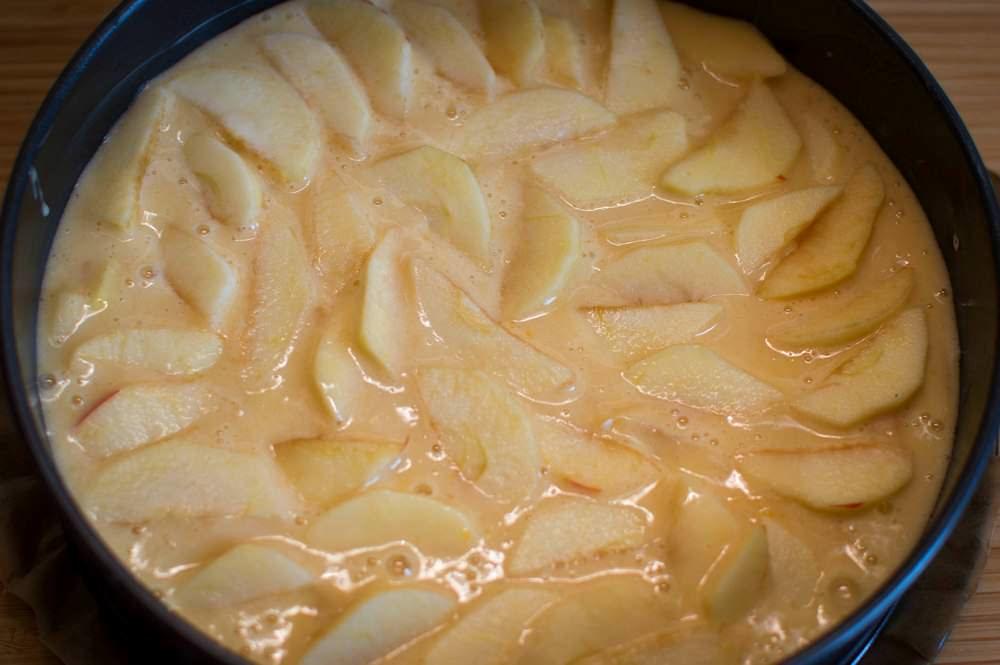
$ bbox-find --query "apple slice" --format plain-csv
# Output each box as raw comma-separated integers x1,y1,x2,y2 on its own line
314,327,363,425
84,438,299,522
300,589,455,665
260,33,373,156
359,230,411,376
313,181,376,293
735,185,842,273
481,0,545,85
426,589,558,665
670,487,741,592
306,489,479,556
183,132,261,233
174,544,314,608
799,113,842,183
535,418,659,496
78,87,173,231
760,165,885,299
606,0,681,114
509,497,646,575
370,146,490,261
660,2,786,79
396,1,496,95
275,438,401,507
457,88,615,159
170,66,320,186
543,15,585,89
48,260,123,346
161,227,238,330
662,81,801,195
791,308,928,427
740,445,914,510
243,214,312,391
75,382,214,458
72,329,223,376
582,242,746,307
502,186,581,320
625,345,783,416
764,518,820,606
585,303,722,362
702,525,769,623
531,111,688,209
417,368,540,503
573,627,724,665
768,269,914,349
308,0,412,118
413,262,574,397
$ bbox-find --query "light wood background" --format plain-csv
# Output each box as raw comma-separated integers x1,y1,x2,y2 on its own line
0,1,997,663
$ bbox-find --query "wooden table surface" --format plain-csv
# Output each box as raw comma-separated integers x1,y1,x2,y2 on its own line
0,1,998,663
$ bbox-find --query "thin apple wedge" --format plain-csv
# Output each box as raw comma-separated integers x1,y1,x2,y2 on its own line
396,1,496,95
417,368,540,503
502,186,581,320
735,185,842,273
360,230,411,376
48,260,123,346
260,33,373,156
301,589,455,665
543,15,585,89
509,497,646,575
606,0,681,114
275,438,401,507
481,0,545,85
531,111,688,209
799,113,842,183
84,438,299,522
306,489,479,556
767,269,914,349
308,0,413,118
161,227,238,330
457,88,615,159
791,308,928,427
702,525,769,623
413,262,574,397
75,382,215,458
584,303,722,362
760,165,885,299
535,418,659,496
670,487,741,591
314,327,363,425
582,242,746,307
183,132,261,233
426,589,558,665
72,329,222,376
170,67,320,186
662,81,801,195
78,87,173,231
174,544,314,609
573,627,725,665
660,2,786,79
740,445,914,510
370,146,490,261
763,518,820,606
313,181,376,293
625,345,783,416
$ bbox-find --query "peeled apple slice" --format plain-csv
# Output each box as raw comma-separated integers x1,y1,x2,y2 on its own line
306,489,479,556
481,0,545,85
170,66,320,186
313,327,362,425
457,88,615,159
799,113,842,182
275,438,401,507
48,261,123,346
84,438,299,522
606,0,681,115
584,303,722,362
509,497,646,575
313,181,375,293
417,368,540,503
502,186,581,320
359,230,411,376
396,1,496,94
740,445,914,509
300,589,456,665
183,132,261,233
370,146,490,261
625,345,783,416
75,382,214,458
660,2,786,79
531,111,689,209
161,227,238,330
543,15,585,89
174,544,314,608
791,308,928,427
760,164,885,299
702,525,769,623
670,488,740,591
662,80,801,195
735,185,842,273
72,329,223,375
260,32,373,155
767,269,914,349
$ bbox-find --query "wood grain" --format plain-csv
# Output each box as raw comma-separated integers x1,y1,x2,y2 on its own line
0,1,997,663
